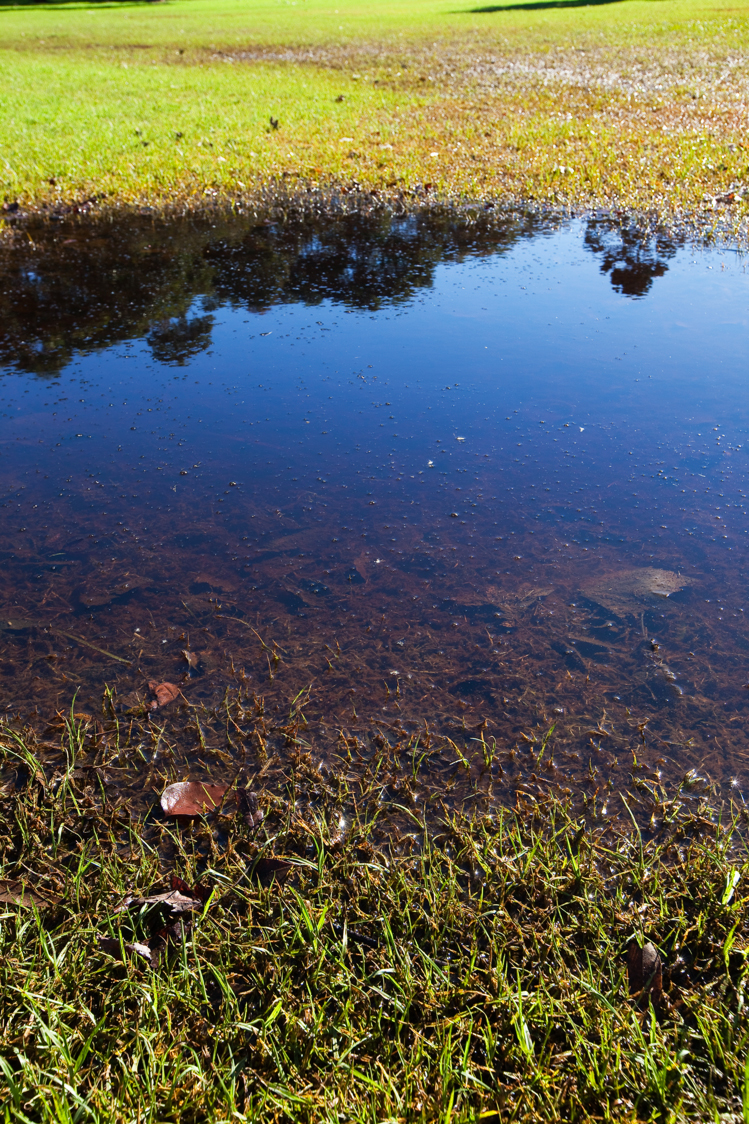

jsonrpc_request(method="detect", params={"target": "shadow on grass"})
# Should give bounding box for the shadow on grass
[0,0,159,8]
[467,0,625,10]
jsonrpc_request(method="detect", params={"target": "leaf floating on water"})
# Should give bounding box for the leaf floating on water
[0,879,61,908]
[148,681,180,708]
[353,553,368,582]
[160,780,230,816]
[182,649,198,668]
[584,568,690,615]
[627,939,663,1006]
[237,788,264,829]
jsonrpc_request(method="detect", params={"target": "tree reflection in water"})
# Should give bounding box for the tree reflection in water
[583,215,680,298]
[0,207,681,376]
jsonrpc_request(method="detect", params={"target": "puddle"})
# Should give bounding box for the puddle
[1,209,748,820]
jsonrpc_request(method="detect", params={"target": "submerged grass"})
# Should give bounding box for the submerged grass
[2,0,749,216]
[1,716,748,1121]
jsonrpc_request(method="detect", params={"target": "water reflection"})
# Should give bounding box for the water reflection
[147,314,215,367]
[1,208,684,377]
[1,209,549,375]
[0,207,747,822]
[583,216,680,297]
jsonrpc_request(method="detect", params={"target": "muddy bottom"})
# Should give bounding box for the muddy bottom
[1,207,748,821]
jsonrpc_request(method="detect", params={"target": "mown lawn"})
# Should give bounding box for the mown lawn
[1,0,749,213]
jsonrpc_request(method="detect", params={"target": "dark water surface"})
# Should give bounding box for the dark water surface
[1,209,748,818]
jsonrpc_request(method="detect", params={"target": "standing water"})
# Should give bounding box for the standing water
[1,209,747,820]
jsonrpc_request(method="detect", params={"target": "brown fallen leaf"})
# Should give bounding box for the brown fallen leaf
[161,780,231,817]
[151,916,192,964]
[182,649,198,668]
[0,879,61,908]
[237,788,264,830]
[584,568,690,616]
[170,874,211,904]
[148,681,180,708]
[251,856,292,884]
[114,889,203,914]
[628,939,663,1006]
[97,934,154,964]
[353,553,368,581]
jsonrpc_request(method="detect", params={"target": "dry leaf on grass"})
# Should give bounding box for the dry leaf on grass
[101,874,207,968]
[628,939,663,1007]
[170,874,211,904]
[237,788,264,829]
[251,856,292,884]
[0,879,61,908]
[97,935,154,964]
[160,780,231,816]
[114,888,203,914]
[150,916,192,964]
[148,681,180,708]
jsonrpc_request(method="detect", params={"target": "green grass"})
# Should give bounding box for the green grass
[0,0,745,52]
[1,0,749,213]
[1,715,749,1121]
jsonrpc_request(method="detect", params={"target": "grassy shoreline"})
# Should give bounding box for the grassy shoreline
[1,711,748,1122]
[2,0,749,219]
